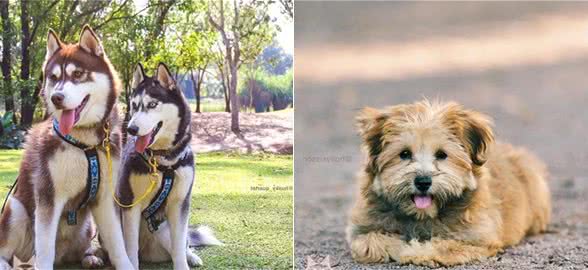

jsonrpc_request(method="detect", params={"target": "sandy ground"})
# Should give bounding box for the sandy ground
[190,111,293,154]
[294,2,588,269]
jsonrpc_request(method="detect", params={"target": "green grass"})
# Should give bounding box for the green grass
[0,150,293,269]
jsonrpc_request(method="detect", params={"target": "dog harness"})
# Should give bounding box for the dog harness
[138,150,186,232]
[53,119,103,225]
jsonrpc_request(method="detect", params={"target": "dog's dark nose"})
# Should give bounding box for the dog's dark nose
[51,92,65,107]
[414,176,432,192]
[127,125,139,136]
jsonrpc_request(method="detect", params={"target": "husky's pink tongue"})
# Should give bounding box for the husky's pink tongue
[59,109,75,135]
[135,132,152,153]
[414,195,432,209]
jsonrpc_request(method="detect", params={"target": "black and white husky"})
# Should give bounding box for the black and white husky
[118,63,221,269]
[0,26,134,269]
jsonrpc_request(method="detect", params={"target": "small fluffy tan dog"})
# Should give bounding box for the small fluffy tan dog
[347,100,551,267]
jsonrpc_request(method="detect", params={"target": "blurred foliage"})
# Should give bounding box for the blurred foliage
[0,111,24,149]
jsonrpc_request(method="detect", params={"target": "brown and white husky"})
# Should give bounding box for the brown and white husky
[0,26,134,269]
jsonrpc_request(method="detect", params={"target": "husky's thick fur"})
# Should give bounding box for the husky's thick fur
[118,63,221,269]
[0,26,134,269]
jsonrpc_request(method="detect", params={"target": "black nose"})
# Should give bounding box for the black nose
[127,125,139,136]
[414,176,432,192]
[51,92,65,106]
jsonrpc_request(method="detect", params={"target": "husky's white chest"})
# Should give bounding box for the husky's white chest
[43,144,117,200]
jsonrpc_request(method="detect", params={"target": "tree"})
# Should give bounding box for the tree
[169,0,217,113]
[208,0,273,133]
[278,0,293,20]
[0,0,13,116]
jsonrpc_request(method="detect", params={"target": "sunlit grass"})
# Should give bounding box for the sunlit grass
[0,150,293,269]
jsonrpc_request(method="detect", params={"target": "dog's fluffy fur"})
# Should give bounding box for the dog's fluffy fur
[0,26,134,269]
[118,64,221,270]
[347,100,551,267]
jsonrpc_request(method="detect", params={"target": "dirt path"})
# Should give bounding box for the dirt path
[295,2,588,269]
[190,111,293,154]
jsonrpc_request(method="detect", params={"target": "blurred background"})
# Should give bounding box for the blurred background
[295,2,588,269]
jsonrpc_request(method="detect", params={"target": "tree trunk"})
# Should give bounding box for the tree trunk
[229,59,239,132]
[20,0,34,127]
[219,66,230,113]
[190,70,200,113]
[0,0,14,115]
[196,69,206,113]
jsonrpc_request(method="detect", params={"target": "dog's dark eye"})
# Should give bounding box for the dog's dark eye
[435,150,448,160]
[147,101,158,109]
[399,150,412,160]
[72,70,83,79]
[50,74,58,81]
[132,102,139,111]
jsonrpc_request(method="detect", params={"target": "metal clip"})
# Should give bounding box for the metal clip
[147,152,159,177]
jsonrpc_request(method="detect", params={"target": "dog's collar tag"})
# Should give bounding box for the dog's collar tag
[142,169,175,232]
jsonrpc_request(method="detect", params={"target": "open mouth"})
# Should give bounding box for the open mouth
[58,95,90,135]
[135,121,163,153]
[412,194,433,209]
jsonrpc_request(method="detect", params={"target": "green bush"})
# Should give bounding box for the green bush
[239,68,293,112]
[0,112,25,149]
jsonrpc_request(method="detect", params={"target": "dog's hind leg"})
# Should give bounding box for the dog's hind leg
[0,198,33,270]
[151,222,203,267]
[81,245,105,269]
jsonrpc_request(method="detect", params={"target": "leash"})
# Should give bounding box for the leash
[105,124,158,208]
[0,176,18,214]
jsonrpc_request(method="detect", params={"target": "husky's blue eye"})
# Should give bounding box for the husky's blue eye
[147,101,158,109]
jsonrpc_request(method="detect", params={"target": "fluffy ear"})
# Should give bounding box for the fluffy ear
[46,29,62,60]
[131,64,145,89]
[443,105,494,166]
[156,63,176,90]
[356,107,389,170]
[79,25,104,56]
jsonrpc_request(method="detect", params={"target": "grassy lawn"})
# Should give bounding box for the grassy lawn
[0,150,293,269]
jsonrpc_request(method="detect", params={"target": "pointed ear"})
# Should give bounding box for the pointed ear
[131,64,145,89]
[156,63,176,90]
[79,25,104,56]
[46,29,62,60]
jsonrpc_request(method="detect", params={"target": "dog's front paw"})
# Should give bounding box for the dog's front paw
[187,250,203,267]
[399,255,441,268]
[81,255,105,269]
[350,234,393,264]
